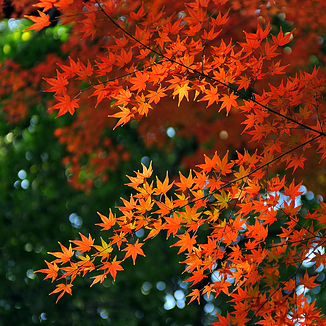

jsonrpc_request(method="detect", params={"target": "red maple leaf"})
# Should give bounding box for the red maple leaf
[299,270,318,290]
[43,70,68,95]
[272,27,294,46]
[283,180,303,201]
[49,94,79,117]
[286,154,306,173]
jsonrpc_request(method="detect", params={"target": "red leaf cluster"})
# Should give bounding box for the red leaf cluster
[17,0,326,324]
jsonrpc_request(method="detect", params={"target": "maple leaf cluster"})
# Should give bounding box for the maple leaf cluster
[10,0,324,191]
[1,0,324,189]
[18,0,326,324]
[37,153,326,324]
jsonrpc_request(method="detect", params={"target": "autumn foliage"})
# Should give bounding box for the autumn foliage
[5,0,326,324]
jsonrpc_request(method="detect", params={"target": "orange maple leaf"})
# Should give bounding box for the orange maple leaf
[175,170,194,192]
[57,57,80,79]
[282,200,301,217]
[99,256,124,281]
[75,255,95,276]
[154,172,174,195]
[122,239,145,265]
[24,11,51,31]
[211,10,229,26]
[198,85,219,107]
[145,86,167,104]
[33,0,57,11]
[171,232,197,254]
[108,106,136,129]
[90,271,108,287]
[135,93,153,117]
[237,76,251,91]
[48,242,74,264]
[286,153,306,173]
[116,48,133,68]
[96,210,116,231]
[129,71,149,93]
[136,161,153,179]
[196,151,218,173]
[70,233,94,253]
[55,0,74,10]
[79,14,97,39]
[144,218,163,240]
[184,268,207,286]
[172,82,190,106]
[163,213,183,239]
[35,260,59,282]
[187,288,201,304]
[76,59,93,81]
[90,81,120,107]
[58,262,79,283]
[211,312,232,326]
[110,232,127,250]
[219,92,238,115]
[49,283,73,303]
[216,151,234,175]
[180,205,201,224]
[113,89,132,107]
[129,3,146,21]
